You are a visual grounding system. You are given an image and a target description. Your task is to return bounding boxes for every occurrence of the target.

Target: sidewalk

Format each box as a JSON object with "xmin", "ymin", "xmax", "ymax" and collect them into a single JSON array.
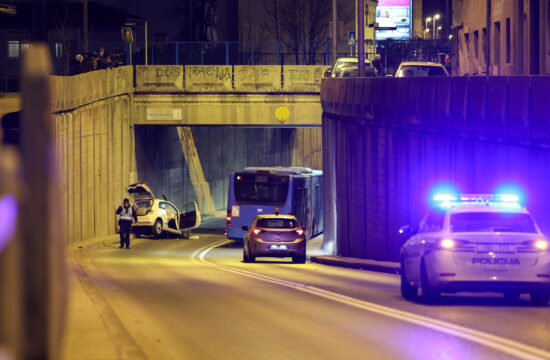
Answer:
[
  {"xmin": 307, "ymin": 236, "xmax": 400, "ymax": 274},
  {"xmin": 309, "ymin": 255, "xmax": 400, "ymax": 274}
]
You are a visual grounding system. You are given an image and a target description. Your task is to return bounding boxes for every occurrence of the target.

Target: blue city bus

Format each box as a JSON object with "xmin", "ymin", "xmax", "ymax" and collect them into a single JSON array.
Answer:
[{"xmin": 226, "ymin": 167, "xmax": 323, "ymax": 242}]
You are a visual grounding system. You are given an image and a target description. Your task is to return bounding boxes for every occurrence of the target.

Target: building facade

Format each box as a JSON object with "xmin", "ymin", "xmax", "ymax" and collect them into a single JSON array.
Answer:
[{"xmin": 453, "ymin": 0, "xmax": 550, "ymax": 75}]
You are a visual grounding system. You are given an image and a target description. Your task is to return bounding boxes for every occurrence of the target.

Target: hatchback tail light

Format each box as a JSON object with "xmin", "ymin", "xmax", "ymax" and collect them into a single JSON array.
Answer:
[
  {"xmin": 253, "ymin": 228, "xmax": 264, "ymax": 235},
  {"xmin": 226, "ymin": 209, "xmax": 232, "ymax": 226},
  {"xmin": 295, "ymin": 228, "xmax": 305, "ymax": 236}
]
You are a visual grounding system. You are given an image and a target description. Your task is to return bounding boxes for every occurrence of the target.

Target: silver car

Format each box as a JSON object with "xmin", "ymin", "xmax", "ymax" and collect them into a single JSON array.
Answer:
[{"xmin": 399, "ymin": 194, "xmax": 550, "ymax": 305}]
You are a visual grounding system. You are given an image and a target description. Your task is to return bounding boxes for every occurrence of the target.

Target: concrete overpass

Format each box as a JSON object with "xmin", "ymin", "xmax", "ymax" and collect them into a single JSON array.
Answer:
[{"xmin": 29, "ymin": 65, "xmax": 325, "ymax": 245}]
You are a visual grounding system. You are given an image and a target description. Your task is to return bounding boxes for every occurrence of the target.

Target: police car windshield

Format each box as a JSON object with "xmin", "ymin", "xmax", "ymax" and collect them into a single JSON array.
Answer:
[
  {"xmin": 257, "ymin": 218, "xmax": 297, "ymax": 229},
  {"xmin": 450, "ymin": 212, "xmax": 537, "ymax": 233}
]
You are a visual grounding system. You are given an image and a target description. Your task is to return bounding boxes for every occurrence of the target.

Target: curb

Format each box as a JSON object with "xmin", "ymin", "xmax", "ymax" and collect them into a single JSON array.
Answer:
[{"xmin": 310, "ymin": 255, "xmax": 401, "ymax": 275}]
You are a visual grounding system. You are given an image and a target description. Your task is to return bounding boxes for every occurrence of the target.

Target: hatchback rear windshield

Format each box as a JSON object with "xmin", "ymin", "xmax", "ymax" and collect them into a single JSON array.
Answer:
[
  {"xmin": 398, "ymin": 65, "xmax": 447, "ymax": 77},
  {"xmin": 257, "ymin": 218, "xmax": 298, "ymax": 229},
  {"xmin": 135, "ymin": 200, "xmax": 152, "ymax": 209},
  {"xmin": 450, "ymin": 212, "xmax": 537, "ymax": 233}
]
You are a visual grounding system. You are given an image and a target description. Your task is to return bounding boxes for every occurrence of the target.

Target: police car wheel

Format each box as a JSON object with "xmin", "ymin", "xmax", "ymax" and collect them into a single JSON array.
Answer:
[
  {"xmin": 530, "ymin": 290, "xmax": 550, "ymax": 306},
  {"xmin": 420, "ymin": 260, "xmax": 440, "ymax": 303},
  {"xmin": 400, "ymin": 259, "xmax": 418, "ymax": 301}
]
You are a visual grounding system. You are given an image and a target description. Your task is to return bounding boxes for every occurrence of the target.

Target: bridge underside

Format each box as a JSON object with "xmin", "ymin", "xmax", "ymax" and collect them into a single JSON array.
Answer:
[{"xmin": 133, "ymin": 94, "xmax": 322, "ymax": 126}]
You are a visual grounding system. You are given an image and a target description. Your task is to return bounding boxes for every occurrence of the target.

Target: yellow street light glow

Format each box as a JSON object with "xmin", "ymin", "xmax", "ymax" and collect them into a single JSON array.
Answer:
[
  {"xmin": 434, "ymin": 14, "xmax": 441, "ymax": 20},
  {"xmin": 426, "ymin": 17, "xmax": 432, "ymax": 22},
  {"xmin": 425, "ymin": 28, "xmax": 430, "ymax": 32},
  {"xmin": 437, "ymin": 26, "xmax": 442, "ymax": 30}
]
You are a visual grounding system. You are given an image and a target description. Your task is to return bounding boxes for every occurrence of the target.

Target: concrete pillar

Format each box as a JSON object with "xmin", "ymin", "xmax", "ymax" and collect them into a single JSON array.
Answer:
[{"xmin": 177, "ymin": 127, "xmax": 216, "ymax": 214}]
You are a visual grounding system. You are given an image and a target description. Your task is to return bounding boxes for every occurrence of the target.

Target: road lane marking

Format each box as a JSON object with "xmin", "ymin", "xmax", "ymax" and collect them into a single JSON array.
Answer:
[{"xmin": 194, "ymin": 240, "xmax": 550, "ymax": 360}]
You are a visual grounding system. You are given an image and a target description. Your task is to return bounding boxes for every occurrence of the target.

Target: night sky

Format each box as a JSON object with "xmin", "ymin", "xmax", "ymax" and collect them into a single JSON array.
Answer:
[{"xmin": 423, "ymin": 0, "xmax": 447, "ymax": 19}]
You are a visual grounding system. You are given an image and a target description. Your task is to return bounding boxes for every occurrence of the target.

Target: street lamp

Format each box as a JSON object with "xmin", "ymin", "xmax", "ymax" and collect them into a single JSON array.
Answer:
[
  {"xmin": 425, "ymin": 17, "xmax": 432, "ymax": 33},
  {"xmin": 437, "ymin": 25, "xmax": 442, "ymax": 40},
  {"xmin": 433, "ymin": 14, "xmax": 440, "ymax": 40},
  {"xmin": 424, "ymin": 28, "xmax": 430, "ymax": 40}
]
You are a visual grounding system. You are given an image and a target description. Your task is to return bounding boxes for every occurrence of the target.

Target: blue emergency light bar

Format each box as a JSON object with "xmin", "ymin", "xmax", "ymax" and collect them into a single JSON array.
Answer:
[{"xmin": 433, "ymin": 193, "xmax": 522, "ymax": 208}]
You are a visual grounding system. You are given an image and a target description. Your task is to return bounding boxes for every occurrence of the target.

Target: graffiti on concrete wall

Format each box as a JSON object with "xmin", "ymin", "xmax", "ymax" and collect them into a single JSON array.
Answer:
[{"xmin": 190, "ymin": 66, "xmax": 231, "ymax": 81}]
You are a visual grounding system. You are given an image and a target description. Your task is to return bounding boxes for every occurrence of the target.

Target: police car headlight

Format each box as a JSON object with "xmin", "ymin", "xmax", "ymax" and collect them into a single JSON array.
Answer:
[
  {"xmin": 440, "ymin": 238, "xmax": 455, "ymax": 249},
  {"xmin": 535, "ymin": 240, "xmax": 549, "ymax": 250}
]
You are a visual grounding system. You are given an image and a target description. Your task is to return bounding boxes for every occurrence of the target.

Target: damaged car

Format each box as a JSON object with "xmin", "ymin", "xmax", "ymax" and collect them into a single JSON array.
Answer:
[{"xmin": 126, "ymin": 182, "xmax": 201, "ymax": 239}]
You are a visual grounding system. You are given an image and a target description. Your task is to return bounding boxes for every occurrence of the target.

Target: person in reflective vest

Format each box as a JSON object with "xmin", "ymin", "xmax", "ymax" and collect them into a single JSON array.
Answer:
[{"xmin": 116, "ymin": 198, "xmax": 137, "ymax": 249}]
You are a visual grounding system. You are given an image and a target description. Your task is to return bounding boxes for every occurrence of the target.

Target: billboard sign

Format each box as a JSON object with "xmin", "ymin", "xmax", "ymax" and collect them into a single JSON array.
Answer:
[{"xmin": 376, "ymin": 0, "xmax": 411, "ymax": 40}]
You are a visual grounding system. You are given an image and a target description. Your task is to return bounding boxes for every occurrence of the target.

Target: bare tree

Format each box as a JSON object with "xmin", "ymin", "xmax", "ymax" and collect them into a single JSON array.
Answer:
[
  {"xmin": 263, "ymin": 0, "xmax": 350, "ymax": 64},
  {"xmin": 172, "ymin": 0, "xmax": 217, "ymax": 41},
  {"xmin": 239, "ymin": 7, "xmax": 267, "ymax": 64},
  {"xmin": 51, "ymin": 4, "xmax": 79, "ymax": 75}
]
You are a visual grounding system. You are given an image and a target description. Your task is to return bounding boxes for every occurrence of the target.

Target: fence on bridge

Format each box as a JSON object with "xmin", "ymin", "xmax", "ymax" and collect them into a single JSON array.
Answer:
[{"xmin": 321, "ymin": 76, "xmax": 550, "ymax": 261}]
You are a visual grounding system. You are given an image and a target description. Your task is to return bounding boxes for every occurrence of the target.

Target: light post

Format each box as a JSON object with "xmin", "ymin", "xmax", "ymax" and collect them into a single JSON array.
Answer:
[
  {"xmin": 437, "ymin": 25, "xmax": 442, "ymax": 40},
  {"xmin": 433, "ymin": 14, "xmax": 440, "ymax": 40},
  {"xmin": 425, "ymin": 17, "xmax": 432, "ymax": 37},
  {"xmin": 424, "ymin": 28, "xmax": 430, "ymax": 40}
]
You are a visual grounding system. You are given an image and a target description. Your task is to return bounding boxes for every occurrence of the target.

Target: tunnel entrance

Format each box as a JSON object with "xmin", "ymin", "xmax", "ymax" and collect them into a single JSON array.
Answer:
[{"xmin": 134, "ymin": 126, "xmax": 322, "ymax": 223}]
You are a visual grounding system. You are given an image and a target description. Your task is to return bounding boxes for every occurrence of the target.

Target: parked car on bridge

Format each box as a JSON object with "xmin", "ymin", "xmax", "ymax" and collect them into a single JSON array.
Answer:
[
  {"xmin": 324, "ymin": 57, "xmax": 378, "ymax": 77},
  {"xmin": 126, "ymin": 182, "xmax": 201, "ymax": 238},
  {"xmin": 399, "ymin": 194, "xmax": 550, "ymax": 306},
  {"xmin": 242, "ymin": 213, "xmax": 306, "ymax": 264},
  {"xmin": 394, "ymin": 61, "xmax": 449, "ymax": 77}
]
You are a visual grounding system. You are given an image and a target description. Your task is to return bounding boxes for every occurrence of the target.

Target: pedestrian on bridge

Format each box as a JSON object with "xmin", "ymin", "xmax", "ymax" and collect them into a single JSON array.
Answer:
[{"xmin": 116, "ymin": 198, "xmax": 137, "ymax": 249}]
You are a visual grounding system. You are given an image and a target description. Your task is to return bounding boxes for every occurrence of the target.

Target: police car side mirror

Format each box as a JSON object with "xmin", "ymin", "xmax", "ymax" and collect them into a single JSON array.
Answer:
[
  {"xmin": 241, "ymin": 226, "xmax": 248, "ymax": 231},
  {"xmin": 398, "ymin": 225, "xmax": 416, "ymax": 238}
]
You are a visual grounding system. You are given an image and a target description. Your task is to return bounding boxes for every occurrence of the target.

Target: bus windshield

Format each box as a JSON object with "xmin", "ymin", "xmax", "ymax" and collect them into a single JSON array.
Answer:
[{"xmin": 234, "ymin": 173, "xmax": 289, "ymax": 206}]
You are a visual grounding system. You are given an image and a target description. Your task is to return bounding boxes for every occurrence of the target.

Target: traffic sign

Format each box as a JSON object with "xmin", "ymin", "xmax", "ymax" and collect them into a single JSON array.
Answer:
[{"xmin": 348, "ymin": 31, "xmax": 356, "ymax": 46}]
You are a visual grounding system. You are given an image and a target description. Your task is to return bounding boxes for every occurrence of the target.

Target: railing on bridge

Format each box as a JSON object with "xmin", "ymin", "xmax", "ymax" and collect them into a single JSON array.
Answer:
[{"xmin": 2, "ymin": 40, "xmax": 360, "ymax": 92}]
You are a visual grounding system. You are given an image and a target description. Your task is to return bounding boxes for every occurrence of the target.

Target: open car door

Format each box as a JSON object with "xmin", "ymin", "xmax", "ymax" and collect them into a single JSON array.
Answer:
[{"xmin": 179, "ymin": 201, "xmax": 201, "ymax": 239}]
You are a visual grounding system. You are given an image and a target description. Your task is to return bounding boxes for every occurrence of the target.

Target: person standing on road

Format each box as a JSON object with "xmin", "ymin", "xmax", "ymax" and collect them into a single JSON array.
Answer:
[
  {"xmin": 116, "ymin": 198, "xmax": 137, "ymax": 249},
  {"xmin": 373, "ymin": 54, "xmax": 384, "ymax": 77}
]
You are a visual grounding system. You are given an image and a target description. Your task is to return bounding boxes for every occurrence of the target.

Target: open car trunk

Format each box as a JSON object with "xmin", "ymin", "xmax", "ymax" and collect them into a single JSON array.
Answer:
[{"xmin": 127, "ymin": 182, "xmax": 155, "ymax": 216}]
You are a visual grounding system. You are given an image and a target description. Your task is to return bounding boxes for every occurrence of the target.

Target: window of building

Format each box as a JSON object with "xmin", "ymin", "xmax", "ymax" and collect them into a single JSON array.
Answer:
[
  {"xmin": 506, "ymin": 18, "xmax": 511, "ymax": 63},
  {"xmin": 494, "ymin": 21, "xmax": 501, "ymax": 65},
  {"xmin": 474, "ymin": 30, "xmax": 479, "ymax": 59},
  {"xmin": 55, "ymin": 42, "xmax": 63, "ymax": 58},
  {"xmin": 464, "ymin": 32, "xmax": 470, "ymax": 56},
  {"xmin": 8, "ymin": 41, "xmax": 19, "ymax": 58}
]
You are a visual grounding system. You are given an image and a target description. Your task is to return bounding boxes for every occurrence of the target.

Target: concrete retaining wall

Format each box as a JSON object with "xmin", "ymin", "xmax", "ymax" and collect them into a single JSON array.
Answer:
[
  {"xmin": 322, "ymin": 76, "xmax": 550, "ymax": 261},
  {"xmin": 55, "ymin": 96, "xmax": 137, "ymax": 243},
  {"xmin": 53, "ymin": 68, "xmax": 136, "ymax": 244}
]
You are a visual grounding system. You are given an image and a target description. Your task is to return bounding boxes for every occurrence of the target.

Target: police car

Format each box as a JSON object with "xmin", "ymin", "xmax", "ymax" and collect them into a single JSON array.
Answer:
[{"xmin": 399, "ymin": 194, "xmax": 550, "ymax": 305}]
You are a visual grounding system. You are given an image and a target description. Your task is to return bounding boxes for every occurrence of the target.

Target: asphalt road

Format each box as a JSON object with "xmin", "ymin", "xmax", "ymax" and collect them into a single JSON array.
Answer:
[{"xmin": 69, "ymin": 232, "xmax": 550, "ymax": 360}]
